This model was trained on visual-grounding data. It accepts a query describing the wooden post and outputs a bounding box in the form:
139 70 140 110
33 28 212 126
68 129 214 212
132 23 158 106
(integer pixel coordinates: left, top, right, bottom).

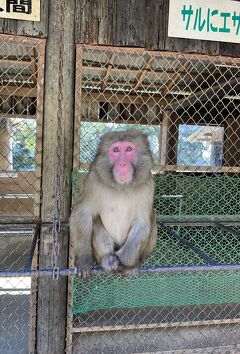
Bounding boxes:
223 116 240 172
159 110 170 174
0 118 12 170
167 111 179 166
29 40 46 354
36 2 75 354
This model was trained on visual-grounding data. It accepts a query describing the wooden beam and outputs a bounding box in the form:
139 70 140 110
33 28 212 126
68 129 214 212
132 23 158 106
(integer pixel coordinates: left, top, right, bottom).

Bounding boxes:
79 44 240 65
0 33 45 45
79 163 240 174
73 47 83 171
82 64 230 88
0 198 33 216
82 90 168 106
73 318 240 333
34 41 45 217
154 164 240 174
132 57 154 92
0 118 12 170
0 171 36 194
162 61 190 96
158 111 170 173
36 2 75 354
28 48 38 85
29 40 45 354
0 73 34 82
101 54 116 91
0 85 37 97
82 64 197 78
163 75 240 110
0 113 35 120
0 57 32 66
83 78 167 90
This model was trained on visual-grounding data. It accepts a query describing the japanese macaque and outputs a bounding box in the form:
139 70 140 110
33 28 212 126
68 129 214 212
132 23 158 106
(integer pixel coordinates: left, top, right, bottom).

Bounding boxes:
70 130 157 278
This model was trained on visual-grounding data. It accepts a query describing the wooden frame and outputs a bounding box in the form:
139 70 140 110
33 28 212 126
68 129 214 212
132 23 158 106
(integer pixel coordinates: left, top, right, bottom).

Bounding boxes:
0 33 46 353
77 44 240 64
74 43 240 174
76 44 240 127
71 43 240 353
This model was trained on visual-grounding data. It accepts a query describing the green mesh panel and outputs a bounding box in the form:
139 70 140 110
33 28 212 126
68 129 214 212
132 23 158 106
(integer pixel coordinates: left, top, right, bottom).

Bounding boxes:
73 271 240 315
72 173 240 314
155 174 240 216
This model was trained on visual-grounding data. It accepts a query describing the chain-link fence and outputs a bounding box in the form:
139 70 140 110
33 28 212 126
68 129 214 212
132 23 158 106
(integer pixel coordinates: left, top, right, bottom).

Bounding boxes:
69 45 240 353
1 37 240 353
0 35 45 354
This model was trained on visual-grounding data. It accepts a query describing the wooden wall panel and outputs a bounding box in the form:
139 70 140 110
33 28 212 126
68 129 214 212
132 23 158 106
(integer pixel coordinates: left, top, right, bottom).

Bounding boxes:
0 0 238 57
0 0 48 37
74 0 221 55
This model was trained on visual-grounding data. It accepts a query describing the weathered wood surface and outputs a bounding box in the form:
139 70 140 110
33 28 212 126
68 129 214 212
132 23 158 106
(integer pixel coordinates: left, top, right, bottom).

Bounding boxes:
75 0 226 56
0 171 36 194
36 1 75 353
0 0 238 56
0 0 48 37
0 198 33 216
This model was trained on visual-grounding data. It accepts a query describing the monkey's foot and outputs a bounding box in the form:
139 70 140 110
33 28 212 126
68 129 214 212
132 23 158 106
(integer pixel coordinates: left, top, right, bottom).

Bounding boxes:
101 254 119 273
75 267 91 279
119 265 139 277
75 259 92 278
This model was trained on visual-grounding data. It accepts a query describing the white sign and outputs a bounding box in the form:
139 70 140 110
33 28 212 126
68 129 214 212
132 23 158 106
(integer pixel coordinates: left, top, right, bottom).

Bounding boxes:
168 0 240 44
0 0 40 21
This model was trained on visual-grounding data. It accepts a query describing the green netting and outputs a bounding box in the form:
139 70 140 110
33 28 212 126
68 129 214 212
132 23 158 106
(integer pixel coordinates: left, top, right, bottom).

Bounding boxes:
72 173 240 314
73 271 240 315
155 174 240 217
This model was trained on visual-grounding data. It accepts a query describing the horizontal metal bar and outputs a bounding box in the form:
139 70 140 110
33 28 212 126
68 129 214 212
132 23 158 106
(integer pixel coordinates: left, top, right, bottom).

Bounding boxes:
0 268 77 277
73 318 240 333
1 219 240 228
160 194 183 199
158 218 240 227
0 194 34 199
0 220 69 227
1 264 240 277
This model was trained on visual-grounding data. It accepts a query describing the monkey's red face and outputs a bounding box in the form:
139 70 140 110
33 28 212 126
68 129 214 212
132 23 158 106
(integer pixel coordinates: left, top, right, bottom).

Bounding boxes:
108 141 138 184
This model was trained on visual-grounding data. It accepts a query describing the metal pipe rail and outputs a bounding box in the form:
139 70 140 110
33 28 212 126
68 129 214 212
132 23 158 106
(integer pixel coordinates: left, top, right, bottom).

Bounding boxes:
1 264 240 278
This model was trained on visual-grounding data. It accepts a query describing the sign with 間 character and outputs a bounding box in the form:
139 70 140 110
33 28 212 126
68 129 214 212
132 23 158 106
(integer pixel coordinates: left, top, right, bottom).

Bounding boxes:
168 0 240 44
0 0 40 21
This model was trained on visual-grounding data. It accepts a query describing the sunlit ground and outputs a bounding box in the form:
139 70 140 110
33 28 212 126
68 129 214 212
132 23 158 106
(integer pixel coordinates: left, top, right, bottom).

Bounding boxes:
0 277 31 295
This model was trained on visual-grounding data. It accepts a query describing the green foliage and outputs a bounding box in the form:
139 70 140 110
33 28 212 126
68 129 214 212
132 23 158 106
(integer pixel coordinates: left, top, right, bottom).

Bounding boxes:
12 118 36 171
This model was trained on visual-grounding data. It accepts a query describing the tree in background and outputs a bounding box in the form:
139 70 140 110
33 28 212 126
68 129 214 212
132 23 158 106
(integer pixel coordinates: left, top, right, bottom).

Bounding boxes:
12 118 36 171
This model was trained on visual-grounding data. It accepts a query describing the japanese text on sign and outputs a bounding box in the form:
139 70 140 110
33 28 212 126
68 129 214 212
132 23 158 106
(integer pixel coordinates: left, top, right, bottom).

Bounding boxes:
168 0 240 44
0 0 40 21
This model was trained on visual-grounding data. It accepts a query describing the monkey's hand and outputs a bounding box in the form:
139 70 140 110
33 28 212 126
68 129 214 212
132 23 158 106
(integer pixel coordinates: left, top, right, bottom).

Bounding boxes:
75 257 92 279
101 254 119 273
116 246 138 269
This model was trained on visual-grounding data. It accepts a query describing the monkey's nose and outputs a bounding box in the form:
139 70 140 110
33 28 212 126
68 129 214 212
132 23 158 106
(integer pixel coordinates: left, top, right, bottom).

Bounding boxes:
119 156 127 166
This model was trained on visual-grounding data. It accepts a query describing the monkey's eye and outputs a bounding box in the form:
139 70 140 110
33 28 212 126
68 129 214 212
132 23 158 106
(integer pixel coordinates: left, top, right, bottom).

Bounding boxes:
113 147 120 153
126 146 132 152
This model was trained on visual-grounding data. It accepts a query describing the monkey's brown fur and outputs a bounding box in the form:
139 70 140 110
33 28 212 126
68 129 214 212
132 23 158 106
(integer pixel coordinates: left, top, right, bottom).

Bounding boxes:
70 130 157 277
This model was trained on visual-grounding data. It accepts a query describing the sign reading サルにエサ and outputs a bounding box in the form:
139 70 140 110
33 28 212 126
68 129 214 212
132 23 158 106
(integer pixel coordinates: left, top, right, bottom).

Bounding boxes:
0 0 40 21
168 0 240 44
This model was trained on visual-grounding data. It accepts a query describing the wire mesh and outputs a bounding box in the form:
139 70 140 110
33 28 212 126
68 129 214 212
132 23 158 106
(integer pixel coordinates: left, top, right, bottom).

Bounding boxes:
70 44 240 353
0 35 45 354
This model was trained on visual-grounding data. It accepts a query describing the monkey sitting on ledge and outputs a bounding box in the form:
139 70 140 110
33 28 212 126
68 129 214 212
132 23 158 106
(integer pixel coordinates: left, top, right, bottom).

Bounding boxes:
70 130 157 278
